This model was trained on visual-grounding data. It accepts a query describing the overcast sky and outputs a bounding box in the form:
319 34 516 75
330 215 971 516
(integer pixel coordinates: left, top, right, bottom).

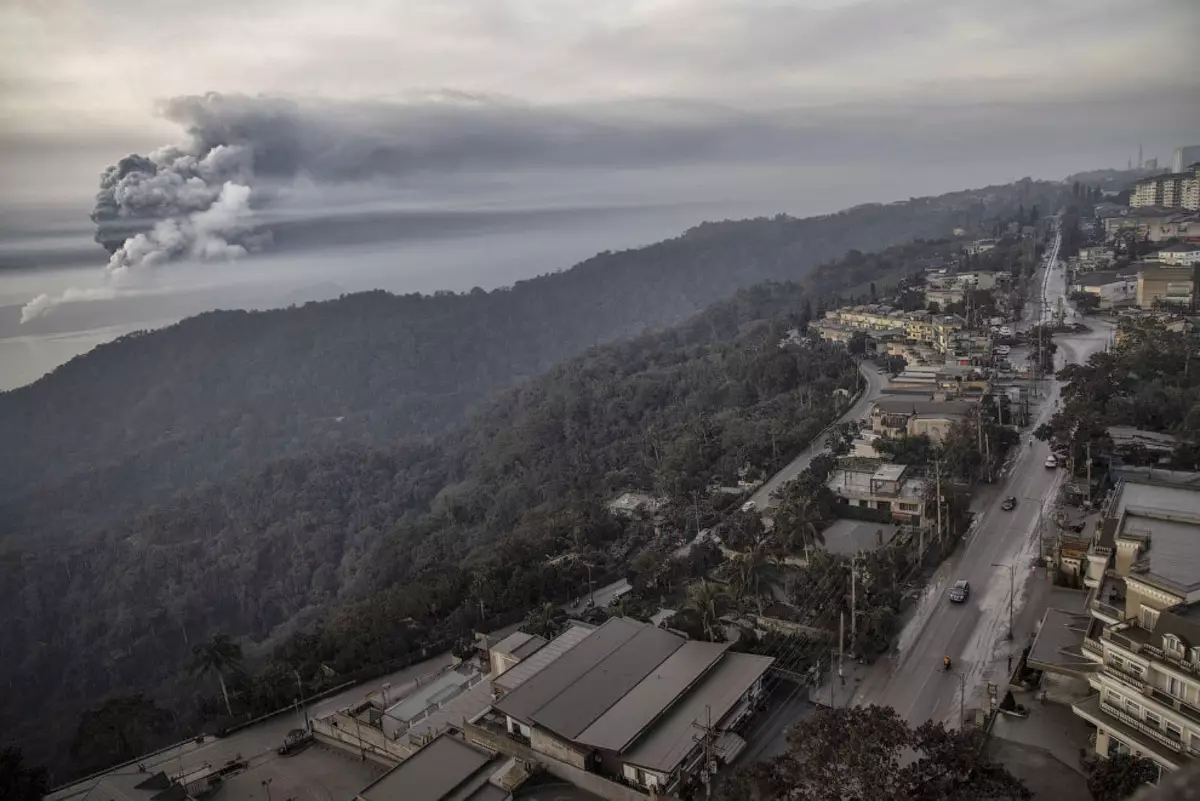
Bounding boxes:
2 0 1198 209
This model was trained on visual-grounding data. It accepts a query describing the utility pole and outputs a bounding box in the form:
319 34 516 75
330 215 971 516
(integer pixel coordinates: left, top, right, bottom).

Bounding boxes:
838 611 845 692
692 705 718 801
294 670 309 729
1086 441 1093 507
935 455 943 544
955 672 966 729
850 559 858 644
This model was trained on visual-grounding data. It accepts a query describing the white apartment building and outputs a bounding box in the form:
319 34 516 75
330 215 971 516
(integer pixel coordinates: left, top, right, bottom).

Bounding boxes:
1069 478 1200 775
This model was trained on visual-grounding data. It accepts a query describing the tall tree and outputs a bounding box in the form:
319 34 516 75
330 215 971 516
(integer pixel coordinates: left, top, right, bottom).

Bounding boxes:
686 580 728 642
189 633 244 717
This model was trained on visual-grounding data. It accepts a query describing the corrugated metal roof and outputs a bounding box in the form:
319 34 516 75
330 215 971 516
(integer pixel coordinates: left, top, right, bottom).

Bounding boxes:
622 653 773 773
511 636 547 660
574 640 729 752
531 624 684 740
358 734 493 801
495 617 646 725
490 631 538 657
493 622 594 692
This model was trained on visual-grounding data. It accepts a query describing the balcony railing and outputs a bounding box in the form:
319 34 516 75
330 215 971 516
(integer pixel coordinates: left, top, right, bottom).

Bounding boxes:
1082 637 1103 657
1091 599 1126 621
1104 664 1146 692
1144 685 1200 727
1100 700 1185 755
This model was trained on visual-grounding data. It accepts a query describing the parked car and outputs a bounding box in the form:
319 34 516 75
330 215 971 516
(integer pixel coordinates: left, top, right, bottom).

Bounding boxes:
994 345 1011 355
1045 454 1058 469
999 326 1013 337
740 500 756 513
949 580 970 604
1001 496 1017 511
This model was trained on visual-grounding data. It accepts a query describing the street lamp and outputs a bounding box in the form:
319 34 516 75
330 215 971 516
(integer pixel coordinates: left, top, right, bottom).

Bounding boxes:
992 563 1015 640
261 778 273 801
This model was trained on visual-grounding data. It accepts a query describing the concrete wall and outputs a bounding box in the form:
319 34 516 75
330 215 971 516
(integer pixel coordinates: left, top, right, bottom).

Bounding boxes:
531 727 589 770
311 712 418 765
463 722 651 801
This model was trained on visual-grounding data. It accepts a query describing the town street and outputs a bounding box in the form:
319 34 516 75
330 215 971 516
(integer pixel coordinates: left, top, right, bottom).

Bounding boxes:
746 361 888 511
846 222 1113 727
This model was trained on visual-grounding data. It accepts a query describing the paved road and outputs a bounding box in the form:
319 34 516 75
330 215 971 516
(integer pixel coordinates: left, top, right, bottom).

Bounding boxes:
845 223 1114 727
746 361 888 511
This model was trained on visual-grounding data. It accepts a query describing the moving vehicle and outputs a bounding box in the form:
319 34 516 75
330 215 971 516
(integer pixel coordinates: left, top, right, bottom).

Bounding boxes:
999 326 1013 337
948 580 970 603
1045 454 1058 469
1001 496 1017 511
740 500 756 513
994 345 1010 355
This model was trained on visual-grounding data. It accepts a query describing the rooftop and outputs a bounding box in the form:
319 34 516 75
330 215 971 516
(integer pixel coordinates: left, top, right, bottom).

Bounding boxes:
872 398 975 418
493 622 594 693
494 617 685 739
357 733 502 801
574 640 730 753
490 631 547 660
621 653 773 773
1113 480 1200 594
387 666 477 723
821 520 900 555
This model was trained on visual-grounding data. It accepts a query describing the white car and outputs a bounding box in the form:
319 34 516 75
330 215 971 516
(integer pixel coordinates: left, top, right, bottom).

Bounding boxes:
994 345 1011 355
740 501 756 513
1045 454 1058 469
999 326 1013 337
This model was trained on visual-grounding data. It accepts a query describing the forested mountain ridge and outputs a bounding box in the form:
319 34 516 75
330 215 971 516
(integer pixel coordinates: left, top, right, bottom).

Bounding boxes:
0 178 1072 544
2 279 859 777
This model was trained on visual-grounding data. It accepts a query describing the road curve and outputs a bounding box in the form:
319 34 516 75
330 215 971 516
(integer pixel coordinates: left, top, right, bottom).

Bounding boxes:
746 360 888 511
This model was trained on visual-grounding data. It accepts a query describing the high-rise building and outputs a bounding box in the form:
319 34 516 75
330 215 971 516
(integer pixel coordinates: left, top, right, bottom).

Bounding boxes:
1172 146 1200 174
1130 164 1200 211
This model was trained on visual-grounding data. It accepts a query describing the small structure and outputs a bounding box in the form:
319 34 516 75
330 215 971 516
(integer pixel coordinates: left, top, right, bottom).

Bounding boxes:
356 732 511 801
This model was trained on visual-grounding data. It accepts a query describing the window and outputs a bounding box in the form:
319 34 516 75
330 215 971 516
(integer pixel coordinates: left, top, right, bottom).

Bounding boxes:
1165 721 1182 741
1191 647 1200 665
1145 710 1161 728
1111 654 1125 670
1163 635 1184 657
1167 676 1184 699
1125 700 1141 717
1141 608 1160 629
1108 736 1131 757
1109 690 1124 706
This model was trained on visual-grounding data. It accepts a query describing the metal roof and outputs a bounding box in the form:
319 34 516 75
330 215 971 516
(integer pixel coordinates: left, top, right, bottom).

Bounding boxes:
574 640 729 752
622 653 773 774
490 631 538 657
358 734 494 801
493 622 594 692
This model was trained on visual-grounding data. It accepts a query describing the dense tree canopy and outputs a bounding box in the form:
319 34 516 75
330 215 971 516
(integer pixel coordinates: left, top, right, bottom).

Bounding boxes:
720 705 1030 801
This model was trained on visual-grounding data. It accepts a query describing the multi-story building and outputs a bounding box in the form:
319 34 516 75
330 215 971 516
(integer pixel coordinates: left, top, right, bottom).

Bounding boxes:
1137 264 1196 309
812 305 965 356
1157 244 1200 267
826 459 927 527
1066 476 1200 775
1131 166 1200 212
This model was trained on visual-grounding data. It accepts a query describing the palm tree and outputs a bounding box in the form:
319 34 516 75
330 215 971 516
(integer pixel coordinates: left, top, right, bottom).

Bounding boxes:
525 602 561 640
189 633 243 716
733 541 774 615
686 580 727 642
775 494 825 560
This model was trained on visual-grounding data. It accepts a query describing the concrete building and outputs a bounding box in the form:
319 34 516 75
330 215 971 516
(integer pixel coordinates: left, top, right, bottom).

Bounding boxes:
1157 243 1200 267
869 397 975 442
1065 477 1200 775
489 617 772 796
356 733 514 801
826 459 926 527
812 305 966 357
1132 166 1200 212
1137 264 1196 309
1072 269 1139 309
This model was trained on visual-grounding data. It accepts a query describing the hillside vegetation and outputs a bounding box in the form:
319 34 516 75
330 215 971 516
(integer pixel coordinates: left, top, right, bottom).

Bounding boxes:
0 179 1070 544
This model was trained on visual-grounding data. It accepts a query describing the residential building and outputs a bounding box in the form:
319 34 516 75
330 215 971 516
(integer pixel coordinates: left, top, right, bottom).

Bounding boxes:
487 632 548 681
1173 146 1200 174
1157 243 1200 267
966 238 997 255
1072 269 1139 310
827 459 927 527
1065 477 1200 775
869 398 975 442
1132 166 1200 212
1137 264 1196 309
812 305 965 356
486 616 772 796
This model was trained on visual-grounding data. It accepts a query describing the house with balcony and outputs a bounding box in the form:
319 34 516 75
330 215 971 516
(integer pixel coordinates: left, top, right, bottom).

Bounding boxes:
869 398 975 444
826 459 927 527
1047 475 1200 775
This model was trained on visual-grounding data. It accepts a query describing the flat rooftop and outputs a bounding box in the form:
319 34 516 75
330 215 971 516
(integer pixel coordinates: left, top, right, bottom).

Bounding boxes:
821 520 899 555
493 622 594 693
358 733 498 801
1114 481 1200 593
387 667 476 722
